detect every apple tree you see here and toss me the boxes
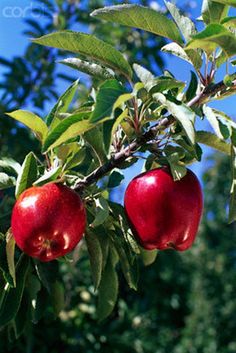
[0,0,236,342]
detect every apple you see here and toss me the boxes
[124,167,203,251]
[11,183,86,261]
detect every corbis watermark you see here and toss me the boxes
[1,2,49,18]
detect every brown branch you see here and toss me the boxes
[74,76,236,192]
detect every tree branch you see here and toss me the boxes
[74,75,236,192]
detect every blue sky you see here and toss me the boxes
[0,0,236,201]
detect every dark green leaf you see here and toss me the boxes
[15,152,38,199]
[186,71,199,102]
[6,231,16,287]
[140,248,158,266]
[85,230,103,290]
[33,167,62,186]
[91,197,109,228]
[32,31,132,79]
[51,280,64,316]
[202,0,229,24]
[108,170,124,188]
[229,129,236,223]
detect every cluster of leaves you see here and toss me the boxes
[0,0,236,343]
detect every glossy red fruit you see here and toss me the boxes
[124,168,203,251]
[11,183,86,261]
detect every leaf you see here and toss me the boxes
[33,166,62,186]
[221,16,236,28]
[51,281,64,316]
[108,170,124,188]
[91,4,183,44]
[161,43,202,70]
[213,0,236,7]
[201,0,229,24]
[85,230,103,290]
[42,112,92,152]
[97,251,118,321]
[140,248,158,266]
[84,128,107,164]
[166,153,187,181]
[229,128,236,223]
[0,173,15,190]
[186,71,199,102]
[32,31,132,79]
[59,58,115,80]
[0,158,21,176]
[165,1,196,42]
[203,105,224,139]
[90,80,126,123]
[154,93,195,145]
[35,261,59,293]
[91,197,110,228]
[186,24,236,58]
[15,152,38,199]
[6,231,16,287]
[64,147,86,170]
[6,110,48,142]
[133,63,154,84]
[46,80,79,127]
[148,77,185,94]
[0,255,30,329]
[196,131,230,154]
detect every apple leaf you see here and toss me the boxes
[63,147,86,171]
[91,4,183,45]
[33,166,62,187]
[42,112,92,152]
[84,128,107,165]
[201,0,229,24]
[35,261,59,293]
[51,281,65,316]
[186,24,236,58]
[213,0,236,7]
[154,93,195,145]
[203,105,224,139]
[59,58,115,80]
[46,80,79,127]
[32,31,132,80]
[0,173,15,190]
[196,131,231,155]
[186,71,199,102]
[221,16,236,28]
[0,255,30,329]
[6,110,48,143]
[161,43,202,71]
[140,248,158,266]
[6,230,16,288]
[85,230,103,291]
[91,197,109,228]
[229,128,236,223]
[90,80,126,123]
[0,158,21,176]
[97,251,118,321]
[15,152,38,199]
[0,240,14,287]
[133,63,155,84]
[108,169,124,188]
[165,1,196,42]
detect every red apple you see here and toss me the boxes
[11,183,86,261]
[124,168,203,251]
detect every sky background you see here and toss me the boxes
[0,0,236,202]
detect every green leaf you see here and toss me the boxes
[97,251,118,321]
[91,4,183,45]
[59,58,115,80]
[161,43,202,70]
[213,0,236,7]
[46,80,79,127]
[32,31,132,79]
[140,248,158,266]
[186,24,236,58]
[203,105,224,139]
[154,93,195,145]
[229,129,236,223]
[166,152,187,181]
[186,71,199,102]
[6,231,16,288]
[15,152,38,199]
[42,112,92,152]
[165,1,196,42]
[196,131,230,154]
[35,261,59,293]
[202,0,229,24]
[6,110,48,142]
[85,230,103,291]
[33,166,62,186]
[149,77,185,94]
[84,128,107,164]
[0,255,30,329]
[0,173,15,190]
[64,147,86,170]
[221,16,236,28]
[91,197,110,228]
[133,63,154,84]
[108,169,124,188]
[51,281,64,316]
[90,80,126,123]
[0,158,21,176]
